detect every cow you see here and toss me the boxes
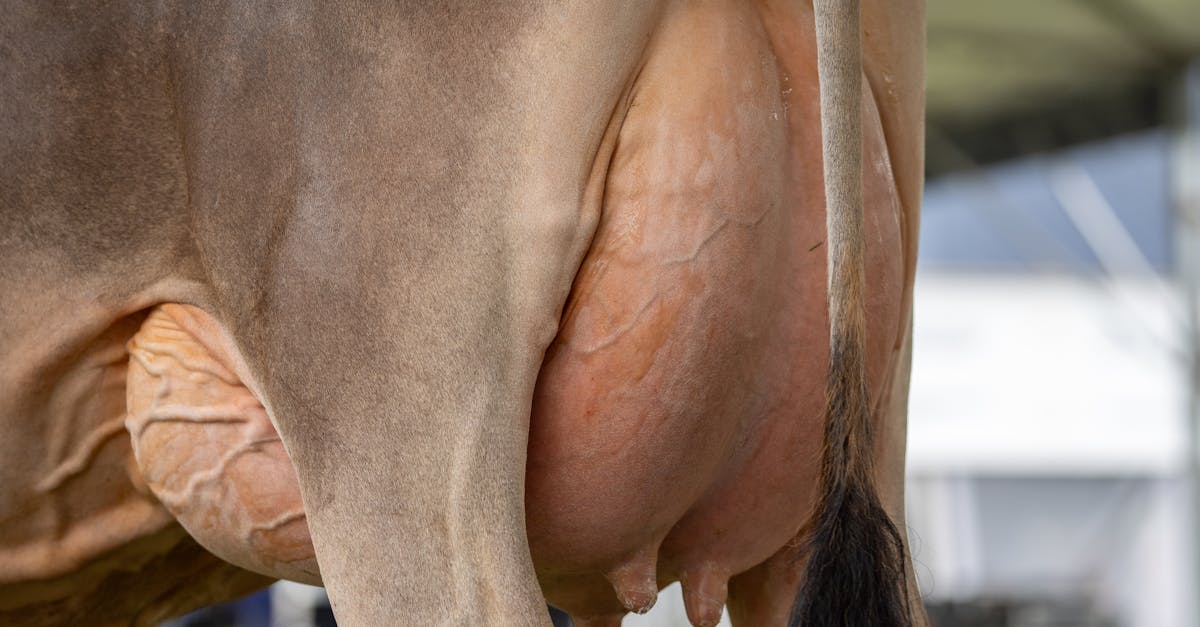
[0,1,926,625]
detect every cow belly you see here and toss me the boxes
[122,2,904,623]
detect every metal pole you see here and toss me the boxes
[1171,58,1200,627]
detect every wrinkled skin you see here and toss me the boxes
[0,1,924,625]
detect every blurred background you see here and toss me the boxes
[163,1,1200,625]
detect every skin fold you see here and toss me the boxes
[0,1,924,625]
[125,304,320,586]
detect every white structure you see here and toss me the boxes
[906,274,1192,627]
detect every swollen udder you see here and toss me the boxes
[125,304,320,585]
[526,3,813,623]
[524,1,905,625]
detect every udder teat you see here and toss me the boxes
[605,546,660,614]
[680,563,729,627]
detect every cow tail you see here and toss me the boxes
[789,1,913,626]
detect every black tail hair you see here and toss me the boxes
[789,335,911,626]
[790,1,913,625]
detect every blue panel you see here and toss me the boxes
[919,129,1172,273]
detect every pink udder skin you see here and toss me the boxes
[126,305,320,585]
[525,1,903,623]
